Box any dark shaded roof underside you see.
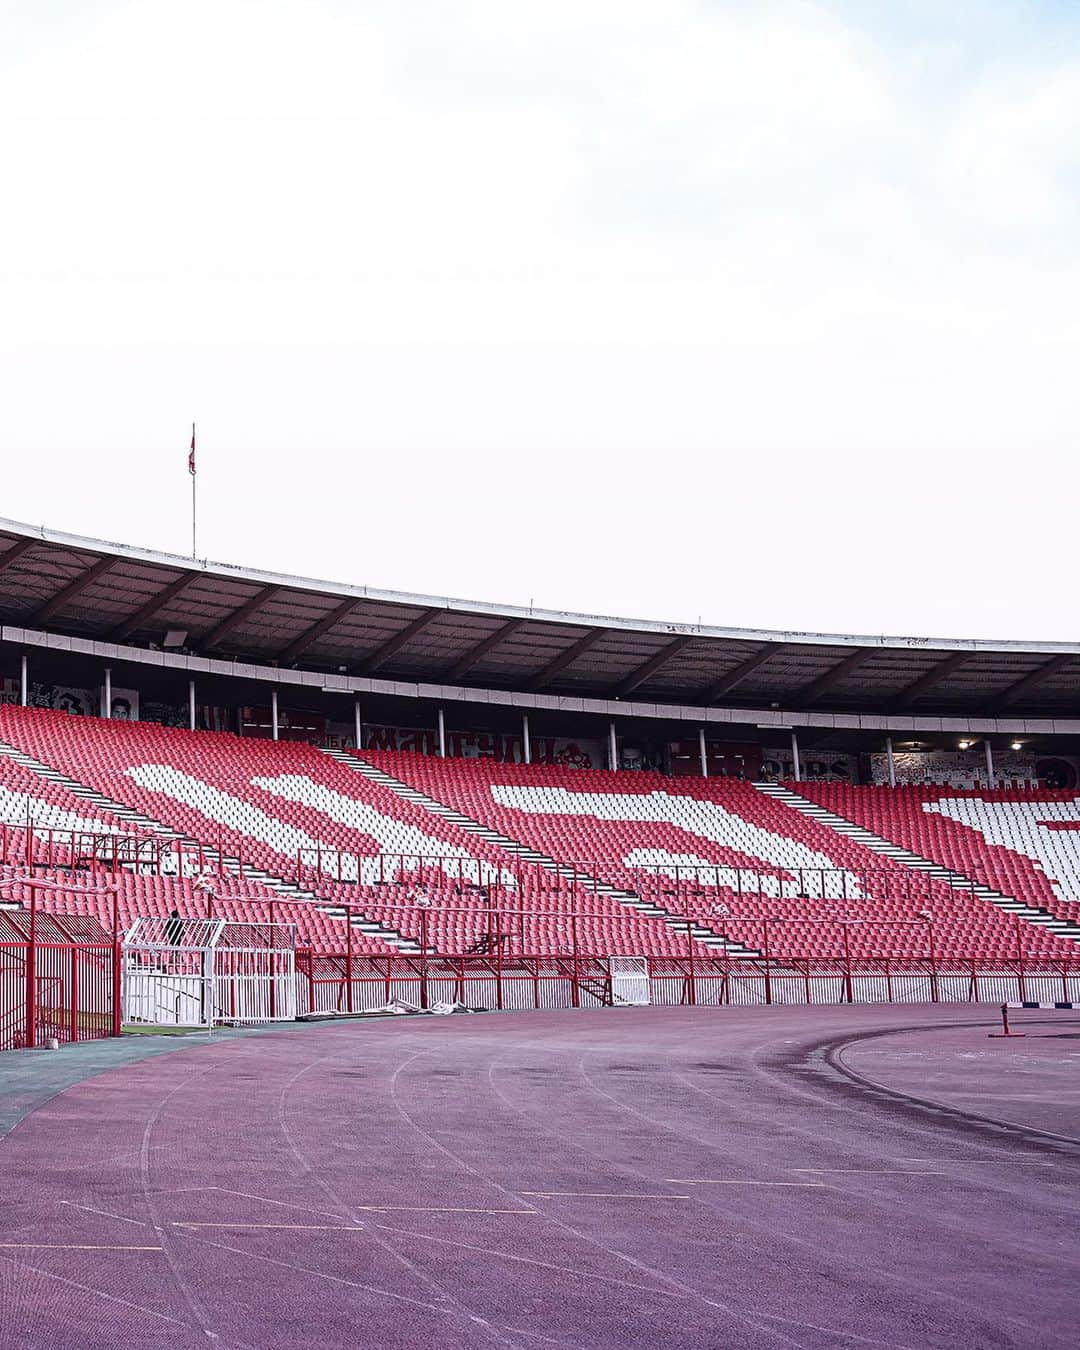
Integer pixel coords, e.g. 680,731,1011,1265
0,521,1076,717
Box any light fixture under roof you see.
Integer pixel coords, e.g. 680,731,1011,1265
1011,739,1023,751
958,739,973,750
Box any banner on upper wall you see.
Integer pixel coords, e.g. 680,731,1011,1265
1,681,139,721
361,723,605,768
762,748,857,782
869,749,1037,788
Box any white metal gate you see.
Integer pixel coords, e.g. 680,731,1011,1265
123,917,219,1028
610,956,651,1006
214,922,296,1024
122,918,296,1027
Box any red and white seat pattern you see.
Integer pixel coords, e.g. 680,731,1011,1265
794,783,1080,933
364,752,1079,961
0,700,1077,961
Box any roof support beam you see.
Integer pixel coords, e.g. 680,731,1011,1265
0,538,37,575
358,607,442,674
613,635,695,698
700,644,783,704
992,654,1074,711
109,571,198,641
30,556,116,625
794,648,874,706
526,629,606,691
202,585,284,650
279,598,358,664
891,652,970,707
445,618,525,680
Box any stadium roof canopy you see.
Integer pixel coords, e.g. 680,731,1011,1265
0,516,1077,718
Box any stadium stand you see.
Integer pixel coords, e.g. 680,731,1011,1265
0,707,708,957
356,751,1080,961
787,782,1080,936
3,703,1080,962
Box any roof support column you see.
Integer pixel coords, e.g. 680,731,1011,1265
20,653,28,708
437,708,446,759
102,666,112,719
699,727,708,778
271,689,279,742
522,713,531,765
790,729,801,783
984,739,995,790
189,680,196,732
354,700,362,751
885,735,896,788
608,721,618,772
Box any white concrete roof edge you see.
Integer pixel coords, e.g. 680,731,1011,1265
0,516,1076,656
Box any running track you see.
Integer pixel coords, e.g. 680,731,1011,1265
1,1004,1078,1349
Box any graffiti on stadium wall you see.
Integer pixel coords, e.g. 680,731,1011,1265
869,750,1037,788
360,723,604,768
761,748,856,782
0,680,140,721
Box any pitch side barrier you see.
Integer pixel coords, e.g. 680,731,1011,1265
294,951,1080,1017
181,892,1080,1016
0,908,116,1051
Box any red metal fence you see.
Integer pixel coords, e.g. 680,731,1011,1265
0,909,117,1051
295,950,1080,1016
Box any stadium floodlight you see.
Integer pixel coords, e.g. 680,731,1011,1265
1011,740,1023,751
958,739,973,750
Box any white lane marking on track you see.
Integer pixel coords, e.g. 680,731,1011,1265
790,1169,947,1176
171,1222,365,1231
410,1051,812,1349
275,1041,527,1345
665,1179,825,1188
0,1243,162,1251
59,1200,149,1227
369,1221,688,1299
170,1229,465,1316
355,1205,538,1214
158,1184,350,1221
520,1191,689,1200
0,1252,190,1328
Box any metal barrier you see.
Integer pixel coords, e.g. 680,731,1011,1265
0,930,115,1050
292,950,1080,1018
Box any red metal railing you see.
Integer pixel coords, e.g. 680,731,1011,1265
294,949,1080,1016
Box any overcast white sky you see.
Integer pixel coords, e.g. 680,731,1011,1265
1,0,1077,642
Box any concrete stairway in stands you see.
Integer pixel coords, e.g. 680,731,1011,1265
323,747,761,958
753,780,1080,946
0,738,421,954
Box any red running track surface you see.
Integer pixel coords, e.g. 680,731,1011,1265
1,1006,1079,1348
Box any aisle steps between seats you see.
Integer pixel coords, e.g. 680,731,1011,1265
753,780,1080,946
323,747,761,958
0,738,421,954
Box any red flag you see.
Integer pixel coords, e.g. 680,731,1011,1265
188,425,196,476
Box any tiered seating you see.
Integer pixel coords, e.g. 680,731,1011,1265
793,783,1080,934
364,752,1078,961
0,863,392,954
0,707,694,956
1,700,1075,962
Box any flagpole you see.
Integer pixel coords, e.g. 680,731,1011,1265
191,422,197,559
